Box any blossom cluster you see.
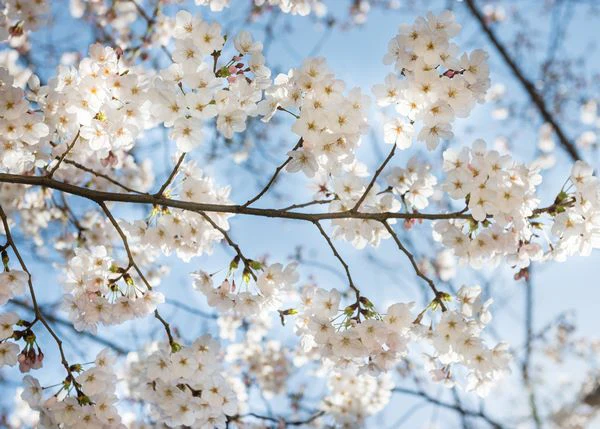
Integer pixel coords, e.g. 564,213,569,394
321,369,394,425
419,285,511,396
0,69,49,173
550,161,600,261
261,56,370,177
127,336,239,428
192,261,299,315
19,349,123,428
386,155,437,211
61,245,164,333
42,44,151,161
434,139,543,268
127,162,233,262
154,11,271,147
376,11,490,150
0,0,49,45
294,285,412,374
293,284,510,396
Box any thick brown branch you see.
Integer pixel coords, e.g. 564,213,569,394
0,173,473,222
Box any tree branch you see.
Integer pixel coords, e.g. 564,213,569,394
381,221,447,311
392,387,505,429
464,0,581,161
154,153,186,197
0,204,84,395
351,143,396,212
0,172,474,222
9,298,128,355
242,138,303,207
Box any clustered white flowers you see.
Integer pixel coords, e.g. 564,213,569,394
295,285,412,374
0,70,49,173
419,285,511,396
293,283,509,398
192,261,299,315
0,0,49,45
376,11,490,151
21,349,122,428
154,10,270,146
550,161,600,260
262,56,370,177
127,336,239,428
321,369,394,425
128,162,233,262
61,244,164,333
386,155,437,211
434,143,600,269
434,139,543,268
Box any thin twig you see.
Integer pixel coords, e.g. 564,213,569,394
62,159,147,195
382,221,447,311
392,387,506,429
47,130,80,178
242,138,303,207
97,201,176,349
196,210,257,281
155,153,186,197
0,204,83,394
279,198,336,211
351,143,396,212
312,220,360,301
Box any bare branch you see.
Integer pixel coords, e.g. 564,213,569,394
312,220,360,301
392,387,505,429
464,0,581,161
47,130,80,178
381,221,447,311
154,153,186,197
351,143,396,212
242,138,303,207
0,204,84,395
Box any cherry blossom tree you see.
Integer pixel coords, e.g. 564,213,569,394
1,0,600,428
